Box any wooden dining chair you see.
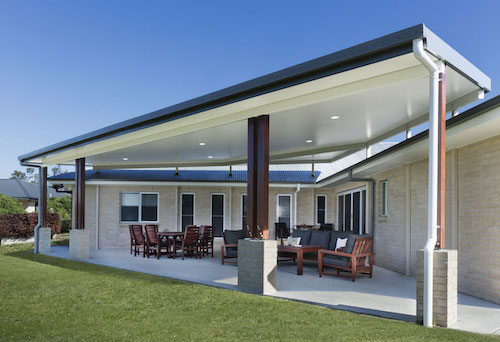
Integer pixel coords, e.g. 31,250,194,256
199,225,215,258
130,225,146,257
144,225,168,259
181,225,200,260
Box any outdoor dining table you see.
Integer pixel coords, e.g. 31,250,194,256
157,231,184,258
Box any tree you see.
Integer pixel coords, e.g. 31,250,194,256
0,194,25,215
48,196,72,221
51,165,64,177
10,167,38,183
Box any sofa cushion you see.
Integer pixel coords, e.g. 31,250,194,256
329,231,354,250
309,230,331,249
292,230,311,245
322,254,349,267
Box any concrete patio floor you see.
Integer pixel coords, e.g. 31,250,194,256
48,245,500,336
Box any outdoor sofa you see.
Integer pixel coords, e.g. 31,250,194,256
291,229,374,281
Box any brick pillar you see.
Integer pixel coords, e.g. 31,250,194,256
238,239,277,294
417,249,458,327
38,227,51,254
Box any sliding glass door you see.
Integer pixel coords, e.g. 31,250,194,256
337,187,366,234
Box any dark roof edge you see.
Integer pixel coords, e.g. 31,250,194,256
317,94,500,185
19,25,426,163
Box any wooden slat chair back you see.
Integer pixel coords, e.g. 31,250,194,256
200,225,215,258
181,225,200,260
349,236,372,268
145,224,167,259
130,225,146,257
318,236,374,282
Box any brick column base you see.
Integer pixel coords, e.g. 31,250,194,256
38,227,52,254
69,229,90,259
238,239,277,294
417,249,458,327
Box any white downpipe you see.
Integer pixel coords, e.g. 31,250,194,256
293,183,301,228
413,38,443,328
33,167,42,254
95,185,99,249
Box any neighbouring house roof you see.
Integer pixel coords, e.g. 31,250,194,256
0,178,63,201
48,170,320,184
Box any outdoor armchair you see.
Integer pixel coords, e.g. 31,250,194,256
221,230,246,265
318,235,373,282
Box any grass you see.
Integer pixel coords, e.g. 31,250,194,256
0,242,498,342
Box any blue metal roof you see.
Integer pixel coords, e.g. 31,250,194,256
49,169,320,184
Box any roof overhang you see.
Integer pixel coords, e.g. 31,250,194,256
319,95,500,187
19,24,490,169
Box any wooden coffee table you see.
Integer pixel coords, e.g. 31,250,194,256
278,245,322,275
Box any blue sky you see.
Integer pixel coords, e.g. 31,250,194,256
1,0,499,178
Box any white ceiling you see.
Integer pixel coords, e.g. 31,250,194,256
40,53,481,168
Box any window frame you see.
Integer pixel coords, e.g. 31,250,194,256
210,192,225,231
120,191,159,224
381,180,388,217
276,194,293,231
315,194,327,225
180,192,196,230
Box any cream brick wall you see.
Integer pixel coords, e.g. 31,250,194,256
457,135,500,304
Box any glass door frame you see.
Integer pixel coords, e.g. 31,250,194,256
337,186,366,234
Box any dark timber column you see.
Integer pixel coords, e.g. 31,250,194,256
247,115,269,238
40,167,48,227
75,158,86,229
437,69,446,248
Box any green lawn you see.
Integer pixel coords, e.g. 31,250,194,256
0,242,498,341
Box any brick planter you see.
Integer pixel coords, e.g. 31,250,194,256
417,249,458,327
69,229,90,259
238,239,277,294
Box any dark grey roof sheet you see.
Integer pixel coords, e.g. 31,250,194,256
0,178,62,199
49,170,320,184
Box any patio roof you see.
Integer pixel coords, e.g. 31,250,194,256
19,24,490,168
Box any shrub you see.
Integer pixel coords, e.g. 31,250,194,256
0,194,25,215
0,213,61,239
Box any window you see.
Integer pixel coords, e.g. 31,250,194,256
381,181,388,216
211,194,224,237
277,194,292,230
181,193,195,231
120,192,158,223
316,195,327,225
241,194,247,230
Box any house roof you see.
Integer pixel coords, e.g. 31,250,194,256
49,170,320,184
0,178,63,200
19,24,490,168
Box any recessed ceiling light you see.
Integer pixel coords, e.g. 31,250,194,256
306,139,313,143
122,157,128,161
199,142,206,146
330,115,340,120
208,155,213,159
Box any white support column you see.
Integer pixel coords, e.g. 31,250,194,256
95,185,100,249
